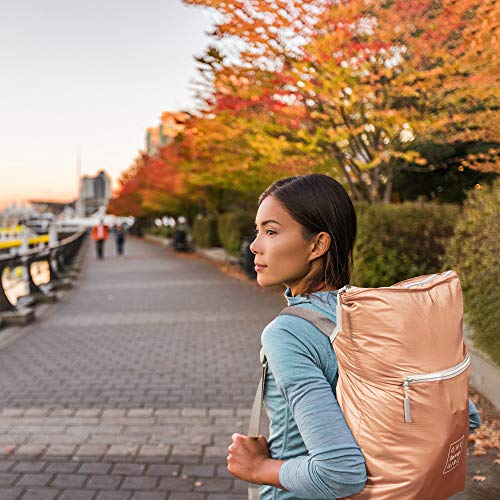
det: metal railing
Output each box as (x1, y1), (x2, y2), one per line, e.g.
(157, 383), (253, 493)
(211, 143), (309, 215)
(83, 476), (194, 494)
(0, 230), (88, 313)
(0, 224), (52, 250)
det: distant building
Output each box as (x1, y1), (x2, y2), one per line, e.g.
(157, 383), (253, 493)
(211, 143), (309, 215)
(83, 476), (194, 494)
(145, 112), (189, 156)
(76, 170), (111, 217)
(145, 127), (161, 157)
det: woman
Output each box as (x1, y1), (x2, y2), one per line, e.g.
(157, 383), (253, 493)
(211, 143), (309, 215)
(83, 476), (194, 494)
(227, 174), (367, 499)
(226, 174), (480, 499)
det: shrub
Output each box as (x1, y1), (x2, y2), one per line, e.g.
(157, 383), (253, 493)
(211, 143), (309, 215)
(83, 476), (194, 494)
(217, 210), (255, 256)
(352, 202), (460, 287)
(145, 226), (169, 238)
(445, 180), (500, 364)
(192, 215), (220, 248)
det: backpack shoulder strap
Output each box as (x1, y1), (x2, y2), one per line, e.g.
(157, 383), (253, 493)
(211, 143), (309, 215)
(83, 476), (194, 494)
(248, 307), (336, 434)
(279, 305), (338, 342)
(248, 347), (267, 438)
(247, 306), (338, 500)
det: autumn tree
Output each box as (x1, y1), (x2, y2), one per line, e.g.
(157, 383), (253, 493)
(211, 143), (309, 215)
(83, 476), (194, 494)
(185, 0), (499, 202)
(181, 61), (335, 212)
(109, 143), (188, 218)
(112, 0), (498, 217)
(108, 153), (149, 217)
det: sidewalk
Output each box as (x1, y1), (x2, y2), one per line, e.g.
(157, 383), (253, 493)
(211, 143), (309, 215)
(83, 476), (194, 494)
(0, 236), (280, 500)
(0, 236), (497, 499)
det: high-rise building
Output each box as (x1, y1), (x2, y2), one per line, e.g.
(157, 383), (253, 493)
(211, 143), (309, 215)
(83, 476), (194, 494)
(76, 170), (111, 217)
(145, 127), (161, 157)
(145, 112), (189, 156)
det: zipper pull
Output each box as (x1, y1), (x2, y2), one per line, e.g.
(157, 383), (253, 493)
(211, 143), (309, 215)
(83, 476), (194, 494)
(330, 285), (352, 343)
(337, 284), (351, 295)
(404, 378), (412, 423)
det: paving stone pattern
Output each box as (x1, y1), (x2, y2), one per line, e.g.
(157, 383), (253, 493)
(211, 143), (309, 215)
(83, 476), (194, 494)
(0, 237), (496, 499)
(0, 237), (281, 499)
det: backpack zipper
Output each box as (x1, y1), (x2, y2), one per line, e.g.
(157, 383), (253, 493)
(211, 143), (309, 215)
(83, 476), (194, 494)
(403, 352), (470, 423)
(337, 270), (453, 298)
(402, 270), (453, 288)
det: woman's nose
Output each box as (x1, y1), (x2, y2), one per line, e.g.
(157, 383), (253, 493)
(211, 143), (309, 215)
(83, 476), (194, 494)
(249, 237), (259, 255)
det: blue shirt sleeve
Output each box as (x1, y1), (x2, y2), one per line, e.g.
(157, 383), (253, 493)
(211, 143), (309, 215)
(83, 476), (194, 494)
(468, 398), (481, 431)
(262, 318), (367, 499)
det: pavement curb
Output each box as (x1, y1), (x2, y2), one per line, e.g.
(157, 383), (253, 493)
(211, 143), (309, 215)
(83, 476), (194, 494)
(467, 344), (500, 410)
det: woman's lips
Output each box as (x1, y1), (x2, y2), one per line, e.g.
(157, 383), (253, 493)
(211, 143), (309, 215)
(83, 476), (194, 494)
(255, 264), (267, 272)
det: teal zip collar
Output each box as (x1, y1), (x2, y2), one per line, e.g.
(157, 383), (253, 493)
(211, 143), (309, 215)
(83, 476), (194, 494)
(284, 288), (338, 311)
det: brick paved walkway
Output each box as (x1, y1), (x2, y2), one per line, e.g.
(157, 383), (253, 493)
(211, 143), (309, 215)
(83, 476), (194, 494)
(0, 237), (497, 499)
(0, 237), (280, 500)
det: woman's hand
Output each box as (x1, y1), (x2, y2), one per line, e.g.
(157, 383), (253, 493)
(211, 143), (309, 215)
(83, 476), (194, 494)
(227, 433), (271, 484)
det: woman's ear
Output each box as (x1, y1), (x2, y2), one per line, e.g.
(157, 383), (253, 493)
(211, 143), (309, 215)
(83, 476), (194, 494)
(309, 232), (331, 261)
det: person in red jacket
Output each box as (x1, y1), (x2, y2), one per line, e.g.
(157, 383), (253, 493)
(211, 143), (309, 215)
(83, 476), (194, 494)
(91, 220), (109, 259)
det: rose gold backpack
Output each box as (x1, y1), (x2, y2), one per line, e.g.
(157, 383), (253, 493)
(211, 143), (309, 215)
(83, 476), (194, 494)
(249, 270), (470, 499)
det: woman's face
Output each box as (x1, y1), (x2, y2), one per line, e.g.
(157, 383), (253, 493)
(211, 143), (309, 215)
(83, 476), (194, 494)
(250, 195), (316, 293)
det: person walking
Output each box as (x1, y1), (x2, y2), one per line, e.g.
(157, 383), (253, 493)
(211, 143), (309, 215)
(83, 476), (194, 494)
(225, 174), (480, 499)
(227, 175), (366, 499)
(91, 219), (109, 259)
(114, 224), (126, 256)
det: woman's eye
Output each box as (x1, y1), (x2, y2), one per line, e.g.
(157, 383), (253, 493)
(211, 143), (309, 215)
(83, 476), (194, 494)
(254, 228), (276, 236)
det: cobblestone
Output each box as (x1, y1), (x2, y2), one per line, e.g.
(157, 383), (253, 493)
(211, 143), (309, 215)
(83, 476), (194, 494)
(168, 494), (205, 500)
(0, 488), (23, 500)
(52, 473), (87, 488)
(86, 475), (123, 490)
(0, 475), (18, 487)
(131, 492), (167, 500)
(58, 490), (96, 500)
(45, 462), (79, 474)
(11, 462), (46, 473)
(16, 473), (53, 487)
(120, 476), (158, 491)
(0, 237), (277, 497)
(22, 489), (58, 500)
(95, 492), (132, 500)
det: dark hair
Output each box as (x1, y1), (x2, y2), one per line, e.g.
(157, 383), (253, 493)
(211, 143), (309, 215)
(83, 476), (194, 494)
(259, 174), (357, 294)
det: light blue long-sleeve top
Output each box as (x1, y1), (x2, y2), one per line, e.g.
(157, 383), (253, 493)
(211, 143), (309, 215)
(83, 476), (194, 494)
(259, 288), (480, 500)
(259, 289), (366, 499)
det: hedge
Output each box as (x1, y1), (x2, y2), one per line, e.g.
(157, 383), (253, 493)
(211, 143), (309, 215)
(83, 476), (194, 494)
(217, 211), (255, 257)
(145, 226), (170, 238)
(352, 202), (460, 287)
(212, 203), (461, 282)
(445, 180), (500, 365)
(192, 215), (220, 248)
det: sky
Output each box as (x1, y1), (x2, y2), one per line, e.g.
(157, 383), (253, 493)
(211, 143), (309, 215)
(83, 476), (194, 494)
(0, 0), (215, 209)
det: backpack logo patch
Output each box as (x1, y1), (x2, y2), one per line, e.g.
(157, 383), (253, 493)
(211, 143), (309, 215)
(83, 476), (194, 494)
(443, 435), (465, 474)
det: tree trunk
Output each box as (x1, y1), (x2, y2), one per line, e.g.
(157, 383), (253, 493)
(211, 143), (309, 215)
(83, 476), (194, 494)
(383, 177), (393, 204)
(383, 164), (395, 204)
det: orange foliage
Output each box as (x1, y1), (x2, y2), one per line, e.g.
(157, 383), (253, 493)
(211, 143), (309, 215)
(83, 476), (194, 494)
(112, 0), (498, 214)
